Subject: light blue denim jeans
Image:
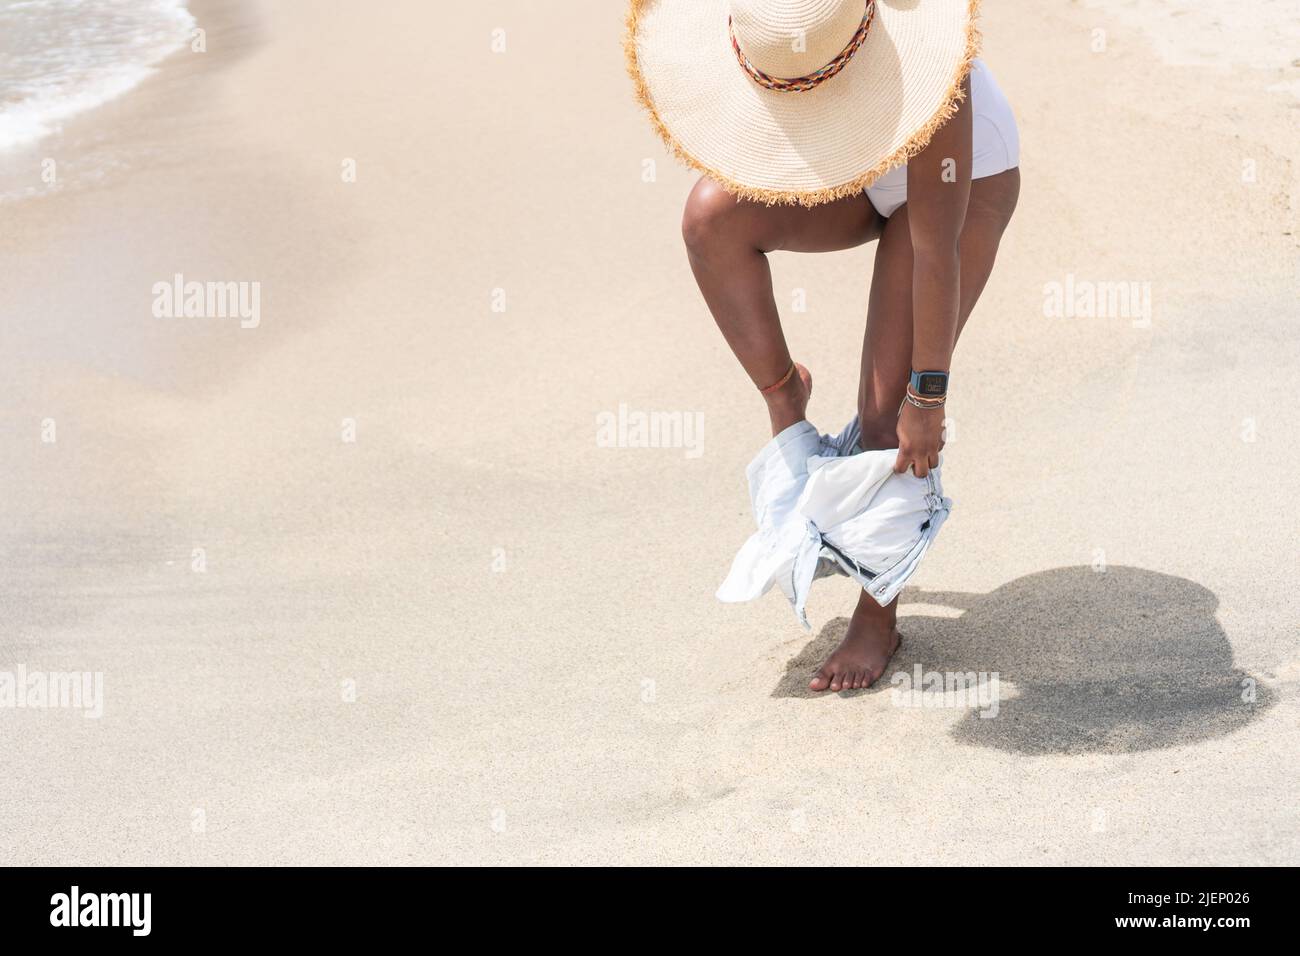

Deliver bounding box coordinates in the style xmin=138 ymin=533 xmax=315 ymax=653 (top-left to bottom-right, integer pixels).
xmin=716 ymin=418 xmax=952 ymax=629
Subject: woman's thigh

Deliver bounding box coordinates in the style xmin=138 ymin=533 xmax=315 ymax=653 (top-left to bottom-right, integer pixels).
xmin=682 ymin=177 xmax=883 ymax=255
xmin=857 ymin=168 xmax=1021 ymax=443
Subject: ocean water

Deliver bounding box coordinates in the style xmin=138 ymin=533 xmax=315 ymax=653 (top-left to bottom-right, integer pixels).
xmin=0 ymin=0 xmax=195 ymax=153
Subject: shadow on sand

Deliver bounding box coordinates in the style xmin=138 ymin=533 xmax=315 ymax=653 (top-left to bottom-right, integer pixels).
xmin=772 ymin=566 xmax=1271 ymax=755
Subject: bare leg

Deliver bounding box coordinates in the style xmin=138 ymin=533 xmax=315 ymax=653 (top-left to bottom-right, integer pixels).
xmin=811 ymin=169 xmax=1021 ymax=692
xmin=681 ymin=178 xmax=882 ymax=435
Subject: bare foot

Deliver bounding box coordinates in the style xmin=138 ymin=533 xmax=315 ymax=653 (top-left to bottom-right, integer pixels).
xmin=764 ymin=362 xmax=812 ymax=436
xmin=809 ymin=590 xmax=902 ymax=692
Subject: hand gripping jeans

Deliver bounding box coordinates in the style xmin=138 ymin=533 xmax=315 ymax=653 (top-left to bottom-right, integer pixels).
xmin=716 ymin=418 xmax=952 ymax=629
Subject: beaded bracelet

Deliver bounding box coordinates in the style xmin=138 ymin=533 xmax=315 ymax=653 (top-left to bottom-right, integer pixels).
xmin=903 ymin=388 xmax=946 ymax=410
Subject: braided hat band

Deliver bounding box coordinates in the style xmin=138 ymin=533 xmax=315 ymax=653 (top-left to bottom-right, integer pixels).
xmin=729 ymin=0 xmax=877 ymax=93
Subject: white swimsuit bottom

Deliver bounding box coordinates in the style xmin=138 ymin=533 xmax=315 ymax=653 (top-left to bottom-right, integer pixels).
xmin=865 ymin=58 xmax=1019 ymax=219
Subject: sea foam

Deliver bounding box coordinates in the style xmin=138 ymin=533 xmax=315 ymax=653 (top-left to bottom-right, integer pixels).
xmin=0 ymin=0 xmax=196 ymax=152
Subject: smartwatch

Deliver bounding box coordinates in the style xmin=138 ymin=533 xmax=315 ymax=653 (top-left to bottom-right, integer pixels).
xmin=909 ymin=369 xmax=949 ymax=398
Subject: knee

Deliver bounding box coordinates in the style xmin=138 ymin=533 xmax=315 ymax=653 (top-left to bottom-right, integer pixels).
xmin=681 ymin=178 xmax=741 ymax=255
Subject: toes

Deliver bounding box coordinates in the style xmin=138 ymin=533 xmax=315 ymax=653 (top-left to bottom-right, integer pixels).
xmin=811 ymin=665 xmax=876 ymax=693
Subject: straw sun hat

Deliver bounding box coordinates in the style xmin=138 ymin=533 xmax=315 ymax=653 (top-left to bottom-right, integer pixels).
xmin=625 ymin=0 xmax=981 ymax=206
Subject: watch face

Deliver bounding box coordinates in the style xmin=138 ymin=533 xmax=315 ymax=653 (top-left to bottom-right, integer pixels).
xmin=915 ymin=372 xmax=948 ymax=396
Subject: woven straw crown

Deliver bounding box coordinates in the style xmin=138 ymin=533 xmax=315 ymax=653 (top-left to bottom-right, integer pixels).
xmin=730 ymin=0 xmax=866 ymax=80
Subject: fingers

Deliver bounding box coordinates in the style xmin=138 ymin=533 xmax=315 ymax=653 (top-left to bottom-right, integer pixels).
xmin=896 ymin=451 xmax=940 ymax=478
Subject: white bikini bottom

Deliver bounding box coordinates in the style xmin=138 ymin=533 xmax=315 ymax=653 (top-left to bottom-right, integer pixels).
xmin=865 ymin=58 xmax=1020 ymax=219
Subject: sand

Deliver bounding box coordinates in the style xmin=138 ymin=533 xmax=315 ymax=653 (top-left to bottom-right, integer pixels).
xmin=0 ymin=0 xmax=1297 ymax=865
